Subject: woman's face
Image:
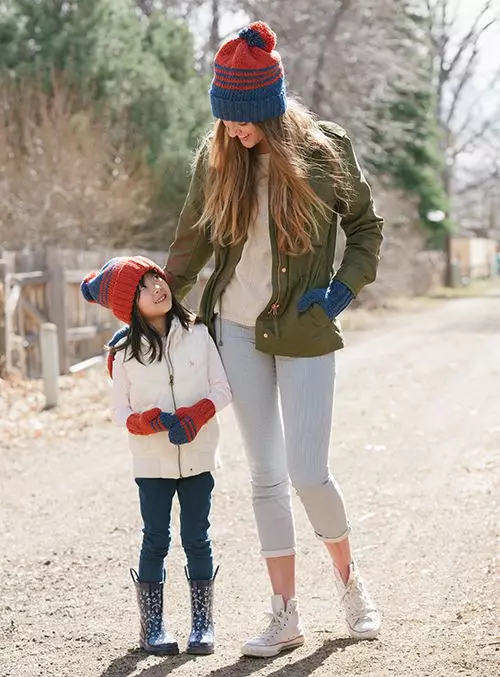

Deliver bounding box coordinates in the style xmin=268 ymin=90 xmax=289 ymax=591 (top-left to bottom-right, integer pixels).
xmin=137 ymin=271 xmax=172 ymax=320
xmin=222 ymin=120 xmax=267 ymax=150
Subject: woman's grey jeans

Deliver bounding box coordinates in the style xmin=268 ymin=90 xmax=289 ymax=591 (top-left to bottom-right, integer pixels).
xmin=216 ymin=318 xmax=350 ymax=557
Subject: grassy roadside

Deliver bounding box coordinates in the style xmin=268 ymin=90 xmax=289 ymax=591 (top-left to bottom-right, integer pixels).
xmin=342 ymin=276 xmax=500 ymax=331
xmin=425 ymin=276 xmax=500 ymax=299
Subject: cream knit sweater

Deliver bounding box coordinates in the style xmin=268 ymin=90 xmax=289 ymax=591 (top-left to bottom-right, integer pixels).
xmin=221 ymin=153 xmax=272 ymax=327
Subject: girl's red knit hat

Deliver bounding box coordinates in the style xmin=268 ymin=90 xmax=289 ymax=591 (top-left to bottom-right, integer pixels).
xmin=80 ymin=256 xmax=165 ymax=324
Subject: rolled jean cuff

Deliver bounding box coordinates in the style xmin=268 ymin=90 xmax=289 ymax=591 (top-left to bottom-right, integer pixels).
xmin=261 ymin=546 xmax=297 ymax=558
xmin=314 ymin=523 xmax=351 ymax=543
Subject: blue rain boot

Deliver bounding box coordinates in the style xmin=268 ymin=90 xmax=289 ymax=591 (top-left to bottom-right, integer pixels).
xmin=185 ymin=566 xmax=219 ymax=655
xmin=130 ymin=569 xmax=179 ymax=655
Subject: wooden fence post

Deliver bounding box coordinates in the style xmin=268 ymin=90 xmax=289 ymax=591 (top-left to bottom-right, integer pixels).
xmin=0 ymin=258 xmax=8 ymax=371
xmin=46 ymin=248 xmax=68 ymax=374
xmin=4 ymin=269 xmax=19 ymax=375
xmin=40 ymin=323 xmax=59 ymax=408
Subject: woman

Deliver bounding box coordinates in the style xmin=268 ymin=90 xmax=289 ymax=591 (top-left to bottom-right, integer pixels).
xmin=165 ymin=21 xmax=384 ymax=657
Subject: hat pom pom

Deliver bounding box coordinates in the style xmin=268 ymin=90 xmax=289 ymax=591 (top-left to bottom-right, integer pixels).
xmin=239 ymin=21 xmax=276 ymax=52
xmin=80 ymin=272 xmax=97 ymax=303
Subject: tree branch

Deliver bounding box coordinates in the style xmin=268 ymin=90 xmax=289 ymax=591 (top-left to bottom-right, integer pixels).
xmin=455 ymin=165 xmax=499 ymax=196
xmin=311 ymin=0 xmax=352 ymax=113
xmin=452 ymin=115 xmax=499 ymax=158
xmin=445 ymin=45 xmax=479 ymax=126
xmin=444 ymin=3 xmax=495 ymax=79
xmin=453 ymin=67 xmax=500 ymax=139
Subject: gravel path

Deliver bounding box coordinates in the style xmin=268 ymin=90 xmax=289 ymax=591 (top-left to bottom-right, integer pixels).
xmin=1 ymin=291 xmax=499 ymax=677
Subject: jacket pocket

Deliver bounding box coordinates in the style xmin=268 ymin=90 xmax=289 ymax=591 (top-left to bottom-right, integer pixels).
xmin=309 ymin=303 xmax=331 ymax=327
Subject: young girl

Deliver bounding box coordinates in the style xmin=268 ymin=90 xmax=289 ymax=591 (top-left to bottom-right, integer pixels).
xmin=165 ymin=21 xmax=383 ymax=657
xmin=80 ymin=255 xmax=231 ymax=656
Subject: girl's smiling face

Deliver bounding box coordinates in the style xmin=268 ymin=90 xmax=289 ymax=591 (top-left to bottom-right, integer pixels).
xmin=222 ymin=120 xmax=268 ymax=150
xmin=137 ymin=271 xmax=172 ymax=321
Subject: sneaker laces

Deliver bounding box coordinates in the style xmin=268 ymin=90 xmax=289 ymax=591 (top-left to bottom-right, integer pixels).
xmin=342 ymin=578 xmax=377 ymax=620
xmin=255 ymin=609 xmax=287 ymax=641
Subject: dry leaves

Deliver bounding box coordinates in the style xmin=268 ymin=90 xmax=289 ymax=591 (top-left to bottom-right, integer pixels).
xmin=0 ymin=366 xmax=111 ymax=449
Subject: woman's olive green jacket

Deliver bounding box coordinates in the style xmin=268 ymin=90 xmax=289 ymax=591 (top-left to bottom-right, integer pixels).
xmin=165 ymin=122 xmax=383 ymax=357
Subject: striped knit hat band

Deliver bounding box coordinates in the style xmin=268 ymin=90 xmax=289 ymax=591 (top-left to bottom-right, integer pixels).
xmin=80 ymin=256 xmax=165 ymax=324
xmin=210 ymin=21 xmax=287 ymax=123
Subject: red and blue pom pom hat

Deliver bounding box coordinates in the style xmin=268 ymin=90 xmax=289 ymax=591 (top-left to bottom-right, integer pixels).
xmin=209 ymin=21 xmax=287 ymax=123
xmin=80 ymin=256 xmax=166 ymax=324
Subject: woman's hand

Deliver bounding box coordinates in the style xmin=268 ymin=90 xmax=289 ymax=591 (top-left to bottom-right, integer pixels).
xmin=297 ymin=279 xmax=353 ymax=320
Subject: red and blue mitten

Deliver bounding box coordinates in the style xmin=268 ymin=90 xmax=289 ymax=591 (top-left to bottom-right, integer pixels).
xmin=168 ymin=399 xmax=216 ymax=445
xmin=126 ymin=408 xmax=174 ymax=436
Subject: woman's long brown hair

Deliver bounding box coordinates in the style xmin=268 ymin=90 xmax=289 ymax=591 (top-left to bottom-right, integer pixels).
xmin=195 ymin=99 xmax=353 ymax=256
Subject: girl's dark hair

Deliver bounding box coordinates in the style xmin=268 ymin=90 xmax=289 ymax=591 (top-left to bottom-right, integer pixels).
xmin=113 ymin=275 xmax=194 ymax=365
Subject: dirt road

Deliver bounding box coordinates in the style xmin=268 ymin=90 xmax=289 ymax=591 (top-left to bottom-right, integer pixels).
xmin=1 ymin=290 xmax=499 ymax=677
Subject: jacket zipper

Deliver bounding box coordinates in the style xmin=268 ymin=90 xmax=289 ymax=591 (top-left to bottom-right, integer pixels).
xmin=166 ymin=347 xmax=182 ymax=478
xmin=268 ymin=251 xmax=281 ymax=336
xmin=218 ymin=290 xmax=224 ymax=347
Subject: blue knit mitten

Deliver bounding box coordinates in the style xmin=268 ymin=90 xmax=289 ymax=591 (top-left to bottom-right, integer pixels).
xmin=297 ymin=280 xmax=353 ymax=320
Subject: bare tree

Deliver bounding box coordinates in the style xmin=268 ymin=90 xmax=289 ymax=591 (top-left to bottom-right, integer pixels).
xmin=134 ymin=0 xmax=207 ymax=20
xmin=425 ymin=0 xmax=500 ymax=207
xmin=199 ymin=0 xmax=222 ymax=71
xmin=218 ymin=0 xmax=424 ymax=162
xmin=309 ymin=0 xmax=352 ymax=113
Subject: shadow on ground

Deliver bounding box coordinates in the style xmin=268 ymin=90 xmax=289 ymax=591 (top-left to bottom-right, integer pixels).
xmin=98 ymin=648 xmax=195 ymax=677
xmin=99 ymin=637 xmax=360 ymax=677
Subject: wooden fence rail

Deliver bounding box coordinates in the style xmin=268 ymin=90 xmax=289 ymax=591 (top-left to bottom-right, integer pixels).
xmin=0 ymin=248 xmax=210 ymax=379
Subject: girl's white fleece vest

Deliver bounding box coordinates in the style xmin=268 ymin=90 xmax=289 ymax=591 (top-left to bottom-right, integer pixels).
xmin=112 ymin=319 xmax=230 ymax=479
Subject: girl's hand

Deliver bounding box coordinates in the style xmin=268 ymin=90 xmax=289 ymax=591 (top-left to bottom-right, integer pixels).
xmin=126 ymin=408 xmax=174 ymax=435
xmin=167 ymin=399 xmax=216 ymax=445
xmin=297 ymin=279 xmax=353 ymax=320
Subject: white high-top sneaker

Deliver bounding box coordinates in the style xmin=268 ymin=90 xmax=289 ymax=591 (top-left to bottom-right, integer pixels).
xmin=241 ymin=594 xmax=305 ymax=657
xmin=334 ymin=561 xmax=381 ymax=640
